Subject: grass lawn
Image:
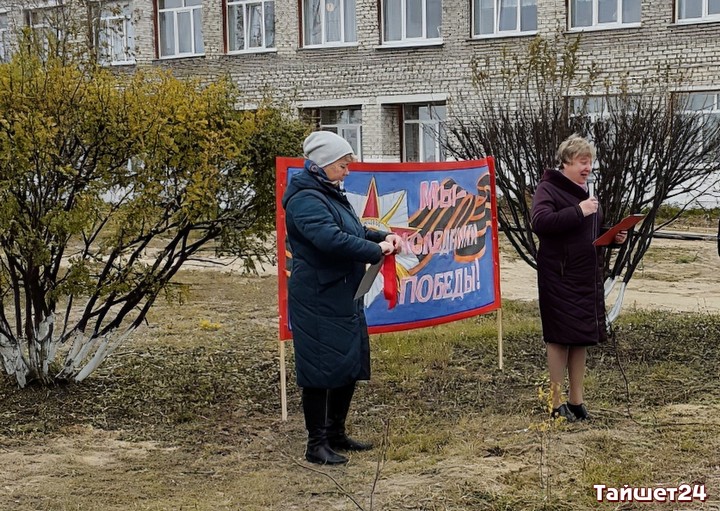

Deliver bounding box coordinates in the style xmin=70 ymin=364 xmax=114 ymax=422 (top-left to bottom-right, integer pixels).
xmin=1 ymin=272 xmax=720 ymax=510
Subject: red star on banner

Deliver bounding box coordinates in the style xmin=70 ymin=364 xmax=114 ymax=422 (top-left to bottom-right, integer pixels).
xmin=360 ymin=178 xmax=418 ymax=238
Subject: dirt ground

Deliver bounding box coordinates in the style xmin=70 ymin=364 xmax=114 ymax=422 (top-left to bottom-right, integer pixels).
xmin=500 ymin=234 xmax=720 ymax=313
xmin=1 ymin=234 xmax=719 ymax=511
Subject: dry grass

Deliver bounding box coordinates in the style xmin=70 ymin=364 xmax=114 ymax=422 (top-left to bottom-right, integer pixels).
xmin=1 ymin=272 xmax=720 ymax=510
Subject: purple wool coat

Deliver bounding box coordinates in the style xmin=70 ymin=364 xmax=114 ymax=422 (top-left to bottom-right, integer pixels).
xmin=531 ymin=169 xmax=607 ymax=346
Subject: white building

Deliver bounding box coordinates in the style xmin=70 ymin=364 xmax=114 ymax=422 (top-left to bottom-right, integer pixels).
xmin=0 ymin=0 xmax=718 ymax=169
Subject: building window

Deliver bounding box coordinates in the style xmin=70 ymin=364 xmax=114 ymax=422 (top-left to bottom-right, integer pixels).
xmin=403 ymin=103 xmax=446 ymax=162
xmin=568 ymin=94 xmax=643 ymax=142
xmin=569 ymin=0 xmax=641 ymax=29
xmin=569 ymin=96 xmax=612 ymax=122
xmin=321 ymin=107 xmax=362 ymax=159
xmin=25 ymin=6 xmax=64 ymax=55
xmin=680 ymin=92 xmax=720 ymax=154
xmin=382 ymin=0 xmax=442 ymax=44
xmin=0 ymin=12 xmax=10 ymax=61
xmin=96 ymin=2 xmax=136 ymax=65
xmin=227 ymin=0 xmax=275 ymax=52
xmin=302 ymin=0 xmax=356 ymax=45
xmin=473 ymin=0 xmax=537 ymax=37
xmin=304 ymin=107 xmax=363 ymax=158
xmin=157 ymin=0 xmax=204 ymax=58
xmin=677 ymin=0 xmax=720 ymax=22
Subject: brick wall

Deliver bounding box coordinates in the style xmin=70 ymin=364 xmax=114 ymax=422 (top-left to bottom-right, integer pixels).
xmin=1 ymin=0 xmax=719 ymax=161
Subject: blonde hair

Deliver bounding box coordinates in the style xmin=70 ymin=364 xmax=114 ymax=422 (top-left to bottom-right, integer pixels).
xmin=556 ymin=134 xmax=595 ymax=166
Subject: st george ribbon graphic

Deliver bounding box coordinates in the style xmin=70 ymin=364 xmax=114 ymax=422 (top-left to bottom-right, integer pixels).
xmin=407 ymin=174 xmax=493 ymax=269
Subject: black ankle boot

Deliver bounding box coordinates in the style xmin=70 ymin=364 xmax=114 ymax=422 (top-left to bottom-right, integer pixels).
xmin=302 ymin=387 xmax=348 ymax=465
xmin=551 ymin=403 xmax=577 ymax=422
xmin=305 ymin=441 xmax=349 ymax=465
xmin=327 ymin=383 xmax=374 ymax=452
xmin=566 ymin=402 xmax=590 ymax=420
xmin=329 ymin=434 xmax=373 ymax=452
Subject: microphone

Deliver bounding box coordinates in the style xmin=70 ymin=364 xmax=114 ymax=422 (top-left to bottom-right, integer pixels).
xmin=587 ymin=174 xmax=596 ymax=197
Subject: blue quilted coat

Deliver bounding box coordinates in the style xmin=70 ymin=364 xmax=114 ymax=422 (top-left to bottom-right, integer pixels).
xmin=282 ymin=161 xmax=388 ymax=388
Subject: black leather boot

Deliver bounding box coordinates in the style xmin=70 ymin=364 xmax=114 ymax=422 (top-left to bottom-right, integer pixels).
xmin=566 ymin=401 xmax=591 ymax=420
xmin=302 ymin=387 xmax=348 ymax=465
xmin=551 ymin=403 xmax=577 ymax=422
xmin=327 ymin=383 xmax=373 ymax=452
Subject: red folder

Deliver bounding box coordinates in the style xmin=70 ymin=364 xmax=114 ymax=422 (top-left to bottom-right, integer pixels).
xmin=593 ymin=214 xmax=645 ymax=246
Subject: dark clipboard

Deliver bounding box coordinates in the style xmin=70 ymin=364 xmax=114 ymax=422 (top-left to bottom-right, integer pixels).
xmin=354 ymin=258 xmax=383 ymax=300
xmin=593 ymin=214 xmax=645 ymax=246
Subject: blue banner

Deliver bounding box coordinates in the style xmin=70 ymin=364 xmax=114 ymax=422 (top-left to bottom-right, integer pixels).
xmin=276 ymin=158 xmax=501 ymax=338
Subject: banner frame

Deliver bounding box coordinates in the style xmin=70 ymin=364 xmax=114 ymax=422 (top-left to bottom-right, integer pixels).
xmin=275 ymin=156 xmax=502 ymax=340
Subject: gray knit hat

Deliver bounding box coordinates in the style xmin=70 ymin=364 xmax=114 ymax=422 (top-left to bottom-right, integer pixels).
xmin=303 ymin=131 xmax=354 ymax=168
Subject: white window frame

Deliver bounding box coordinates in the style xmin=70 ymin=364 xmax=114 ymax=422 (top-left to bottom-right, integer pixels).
xmin=680 ymin=91 xmax=720 ymax=156
xmin=96 ymin=2 xmax=136 ymax=65
xmin=676 ymin=0 xmax=720 ymax=23
xmin=227 ymin=0 xmax=275 ymax=53
xmin=318 ymin=107 xmax=363 ymax=160
xmin=568 ymin=94 xmax=643 ymax=145
xmin=568 ymin=0 xmax=641 ymax=31
xmin=402 ymin=103 xmax=446 ymax=162
xmin=0 ymin=11 xmax=10 ymax=61
xmin=381 ymin=0 xmax=443 ymax=47
xmin=472 ymin=0 xmax=537 ymax=38
xmin=302 ymin=0 xmax=356 ymax=47
xmin=25 ymin=5 xmax=64 ymax=55
xmin=157 ymin=0 xmax=204 ymax=59
xmin=569 ymin=95 xmax=613 ymax=122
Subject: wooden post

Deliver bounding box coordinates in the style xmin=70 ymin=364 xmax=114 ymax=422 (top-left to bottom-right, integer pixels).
xmin=497 ymin=308 xmax=503 ymax=370
xmin=279 ymin=340 xmax=288 ymax=421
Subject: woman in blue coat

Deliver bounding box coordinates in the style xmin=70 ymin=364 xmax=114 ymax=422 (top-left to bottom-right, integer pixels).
xmin=282 ymin=131 xmax=401 ymax=465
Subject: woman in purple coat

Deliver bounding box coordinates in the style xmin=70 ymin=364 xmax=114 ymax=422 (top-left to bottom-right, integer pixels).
xmin=531 ymin=134 xmax=626 ymax=421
